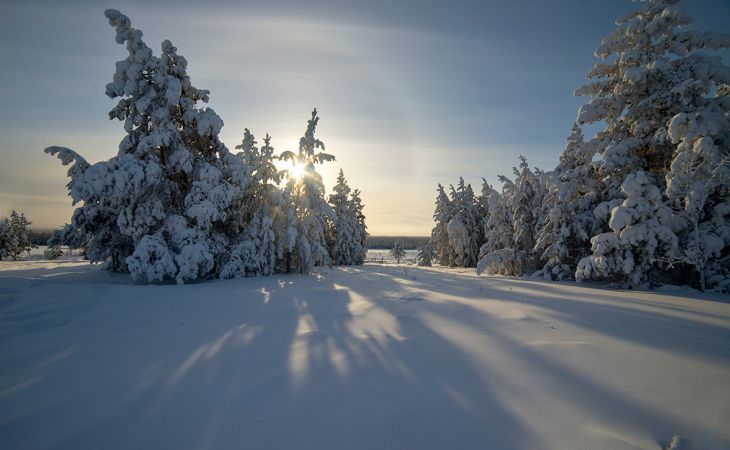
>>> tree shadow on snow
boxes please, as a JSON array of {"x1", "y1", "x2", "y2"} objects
[{"x1": 2, "y1": 265, "x2": 728, "y2": 449}]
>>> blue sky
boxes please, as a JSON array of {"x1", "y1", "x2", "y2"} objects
[{"x1": 1, "y1": 0, "x2": 728, "y2": 235}]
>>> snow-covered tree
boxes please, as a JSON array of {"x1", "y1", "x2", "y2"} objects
[
  {"x1": 416, "y1": 242, "x2": 434, "y2": 267},
  {"x1": 44, "y1": 245, "x2": 64, "y2": 260},
  {"x1": 278, "y1": 109, "x2": 336, "y2": 273},
  {"x1": 429, "y1": 184, "x2": 453, "y2": 266},
  {"x1": 220, "y1": 130, "x2": 280, "y2": 278},
  {"x1": 447, "y1": 178, "x2": 481, "y2": 267},
  {"x1": 477, "y1": 179, "x2": 516, "y2": 275},
  {"x1": 47, "y1": 10, "x2": 254, "y2": 283},
  {"x1": 507, "y1": 156, "x2": 544, "y2": 271},
  {"x1": 477, "y1": 156, "x2": 543, "y2": 276},
  {"x1": 0, "y1": 216, "x2": 10, "y2": 260},
  {"x1": 665, "y1": 106, "x2": 730, "y2": 291},
  {"x1": 478, "y1": 180, "x2": 512, "y2": 258},
  {"x1": 574, "y1": 0, "x2": 730, "y2": 287},
  {"x1": 535, "y1": 125, "x2": 602, "y2": 280},
  {"x1": 0, "y1": 211, "x2": 34, "y2": 260},
  {"x1": 328, "y1": 169, "x2": 359, "y2": 265},
  {"x1": 6, "y1": 211, "x2": 34, "y2": 260},
  {"x1": 390, "y1": 240, "x2": 406, "y2": 264},
  {"x1": 350, "y1": 189, "x2": 368, "y2": 265},
  {"x1": 576, "y1": 171, "x2": 679, "y2": 286}
]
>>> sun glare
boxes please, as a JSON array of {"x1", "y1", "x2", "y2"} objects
[{"x1": 290, "y1": 163, "x2": 306, "y2": 180}]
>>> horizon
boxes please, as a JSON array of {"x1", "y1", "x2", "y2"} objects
[{"x1": 1, "y1": 0, "x2": 728, "y2": 234}]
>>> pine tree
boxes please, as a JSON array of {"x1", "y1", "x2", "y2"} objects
[
  {"x1": 46, "y1": 10, "x2": 254, "y2": 283},
  {"x1": 350, "y1": 189, "x2": 368, "y2": 265},
  {"x1": 446, "y1": 178, "x2": 481, "y2": 267},
  {"x1": 0, "y1": 211, "x2": 34, "y2": 260},
  {"x1": 576, "y1": 171, "x2": 679, "y2": 286},
  {"x1": 328, "y1": 169, "x2": 358, "y2": 265},
  {"x1": 479, "y1": 180, "x2": 512, "y2": 256},
  {"x1": 575, "y1": 0, "x2": 730, "y2": 286},
  {"x1": 535, "y1": 125, "x2": 601, "y2": 280},
  {"x1": 390, "y1": 240, "x2": 406, "y2": 264},
  {"x1": 507, "y1": 156, "x2": 544, "y2": 272},
  {"x1": 278, "y1": 109, "x2": 336, "y2": 273},
  {"x1": 220, "y1": 130, "x2": 280, "y2": 278},
  {"x1": 430, "y1": 184, "x2": 453, "y2": 266},
  {"x1": 477, "y1": 156, "x2": 543, "y2": 276},
  {"x1": 416, "y1": 242, "x2": 434, "y2": 267},
  {"x1": 665, "y1": 107, "x2": 730, "y2": 291},
  {"x1": 0, "y1": 216, "x2": 10, "y2": 260}
]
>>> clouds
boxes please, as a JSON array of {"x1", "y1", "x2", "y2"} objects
[{"x1": 1, "y1": 0, "x2": 728, "y2": 233}]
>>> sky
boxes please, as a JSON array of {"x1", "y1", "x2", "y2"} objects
[{"x1": 0, "y1": 0, "x2": 728, "y2": 236}]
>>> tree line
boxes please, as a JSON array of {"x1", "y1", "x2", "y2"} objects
[{"x1": 420, "y1": 0, "x2": 730, "y2": 292}]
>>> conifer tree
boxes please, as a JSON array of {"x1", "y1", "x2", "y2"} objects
[
  {"x1": 350, "y1": 189, "x2": 368, "y2": 265},
  {"x1": 278, "y1": 109, "x2": 336, "y2": 273},
  {"x1": 575, "y1": 0, "x2": 730, "y2": 286},
  {"x1": 328, "y1": 169, "x2": 358, "y2": 265},
  {"x1": 447, "y1": 178, "x2": 481, "y2": 267},
  {"x1": 430, "y1": 184, "x2": 453, "y2": 266},
  {"x1": 417, "y1": 242, "x2": 434, "y2": 267},
  {"x1": 0, "y1": 211, "x2": 34, "y2": 260},
  {"x1": 47, "y1": 10, "x2": 253, "y2": 283},
  {"x1": 535, "y1": 125, "x2": 601, "y2": 280},
  {"x1": 390, "y1": 240, "x2": 406, "y2": 264}
]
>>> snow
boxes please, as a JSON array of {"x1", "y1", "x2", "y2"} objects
[{"x1": 1, "y1": 259, "x2": 729, "y2": 449}]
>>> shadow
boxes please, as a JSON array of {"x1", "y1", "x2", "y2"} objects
[
  {"x1": 1, "y1": 264, "x2": 728, "y2": 449},
  {"x1": 350, "y1": 266, "x2": 730, "y2": 364}
]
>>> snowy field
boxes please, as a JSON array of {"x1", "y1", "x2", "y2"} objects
[
  {"x1": 366, "y1": 248, "x2": 419, "y2": 264},
  {"x1": 1, "y1": 257, "x2": 729, "y2": 450}
]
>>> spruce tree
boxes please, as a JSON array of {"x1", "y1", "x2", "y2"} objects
[
  {"x1": 575, "y1": 0, "x2": 730, "y2": 286},
  {"x1": 535, "y1": 125, "x2": 601, "y2": 280},
  {"x1": 47, "y1": 10, "x2": 254, "y2": 283},
  {"x1": 278, "y1": 109, "x2": 336, "y2": 273},
  {"x1": 350, "y1": 189, "x2": 368, "y2": 265},
  {"x1": 328, "y1": 169, "x2": 357, "y2": 265}
]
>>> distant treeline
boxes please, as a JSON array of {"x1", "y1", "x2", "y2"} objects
[
  {"x1": 367, "y1": 236, "x2": 429, "y2": 250},
  {"x1": 31, "y1": 230, "x2": 429, "y2": 251},
  {"x1": 28, "y1": 230, "x2": 55, "y2": 246}
]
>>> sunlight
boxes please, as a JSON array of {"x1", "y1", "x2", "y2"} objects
[{"x1": 292, "y1": 162, "x2": 307, "y2": 180}]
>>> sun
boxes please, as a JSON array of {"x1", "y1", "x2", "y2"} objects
[{"x1": 290, "y1": 162, "x2": 306, "y2": 180}]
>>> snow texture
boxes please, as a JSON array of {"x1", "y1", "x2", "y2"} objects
[{"x1": 1, "y1": 259, "x2": 728, "y2": 449}]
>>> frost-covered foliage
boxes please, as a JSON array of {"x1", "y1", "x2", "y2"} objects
[
  {"x1": 480, "y1": 181, "x2": 512, "y2": 258},
  {"x1": 44, "y1": 245, "x2": 64, "y2": 260},
  {"x1": 328, "y1": 169, "x2": 367, "y2": 266},
  {"x1": 665, "y1": 110, "x2": 730, "y2": 290},
  {"x1": 473, "y1": 156, "x2": 544, "y2": 277},
  {"x1": 390, "y1": 240, "x2": 406, "y2": 264},
  {"x1": 349, "y1": 189, "x2": 368, "y2": 265},
  {"x1": 420, "y1": 0, "x2": 730, "y2": 292},
  {"x1": 416, "y1": 242, "x2": 434, "y2": 266},
  {"x1": 576, "y1": 171, "x2": 679, "y2": 286},
  {"x1": 447, "y1": 178, "x2": 481, "y2": 267},
  {"x1": 573, "y1": 0, "x2": 730, "y2": 289},
  {"x1": 46, "y1": 10, "x2": 254, "y2": 283},
  {"x1": 0, "y1": 211, "x2": 34, "y2": 260},
  {"x1": 535, "y1": 125, "x2": 601, "y2": 280},
  {"x1": 220, "y1": 130, "x2": 280, "y2": 278},
  {"x1": 46, "y1": 11, "x2": 366, "y2": 282},
  {"x1": 504, "y1": 156, "x2": 545, "y2": 272},
  {"x1": 476, "y1": 248, "x2": 523, "y2": 276},
  {"x1": 278, "y1": 109, "x2": 336, "y2": 273},
  {"x1": 429, "y1": 184, "x2": 453, "y2": 266}
]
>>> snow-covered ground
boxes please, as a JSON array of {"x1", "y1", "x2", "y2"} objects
[
  {"x1": 366, "y1": 248, "x2": 419, "y2": 264},
  {"x1": 1, "y1": 258, "x2": 729, "y2": 450}
]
